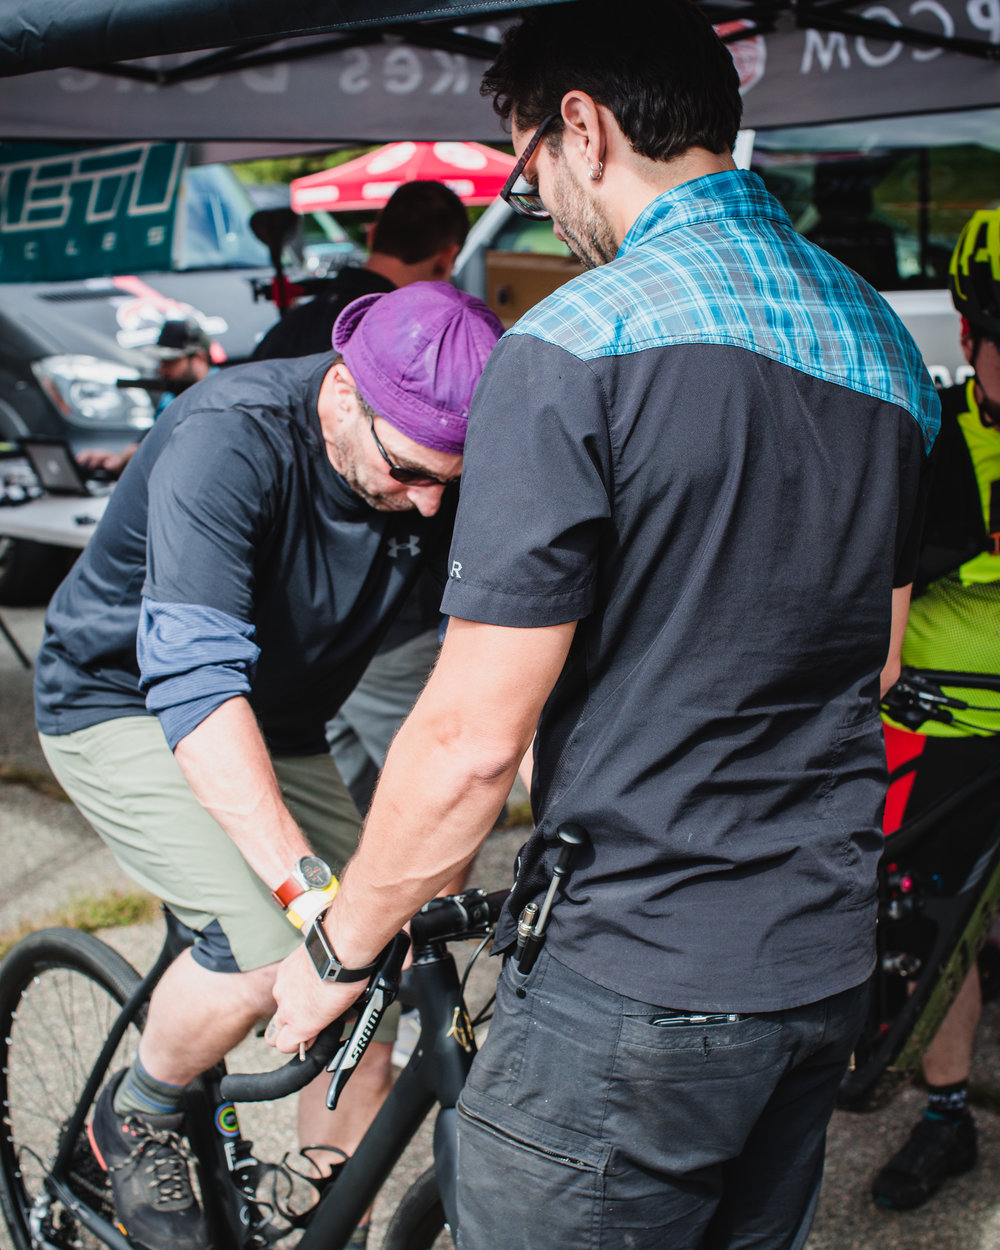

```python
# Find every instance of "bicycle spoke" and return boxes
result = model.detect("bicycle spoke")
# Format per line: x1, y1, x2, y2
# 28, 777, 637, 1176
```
11, 980, 95, 1141
9, 997, 66, 1134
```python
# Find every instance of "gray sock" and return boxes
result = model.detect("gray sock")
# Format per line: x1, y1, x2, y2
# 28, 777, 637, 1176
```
113, 1054, 186, 1118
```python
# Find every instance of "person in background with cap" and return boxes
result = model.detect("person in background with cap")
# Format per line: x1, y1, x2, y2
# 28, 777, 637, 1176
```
77, 315, 215, 479
34, 282, 503, 1250
148, 315, 215, 412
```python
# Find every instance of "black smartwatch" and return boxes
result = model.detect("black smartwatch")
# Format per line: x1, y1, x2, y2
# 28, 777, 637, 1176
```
304, 912, 382, 984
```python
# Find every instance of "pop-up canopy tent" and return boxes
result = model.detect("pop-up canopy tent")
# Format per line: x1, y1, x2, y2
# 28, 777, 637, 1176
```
290, 142, 515, 212
0, 0, 997, 157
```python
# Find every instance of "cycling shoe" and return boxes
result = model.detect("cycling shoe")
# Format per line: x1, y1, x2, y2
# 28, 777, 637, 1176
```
872, 1111, 977, 1210
88, 1071, 209, 1250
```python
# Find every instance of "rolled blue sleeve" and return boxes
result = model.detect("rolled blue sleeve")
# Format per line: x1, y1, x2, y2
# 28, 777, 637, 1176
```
137, 598, 260, 749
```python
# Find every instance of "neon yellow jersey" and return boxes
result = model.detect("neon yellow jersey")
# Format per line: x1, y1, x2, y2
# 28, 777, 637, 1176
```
885, 381, 1000, 738
955, 380, 1000, 586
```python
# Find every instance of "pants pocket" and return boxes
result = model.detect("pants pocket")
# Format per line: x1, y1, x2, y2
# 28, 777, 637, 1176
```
456, 1099, 604, 1249
607, 1013, 788, 1176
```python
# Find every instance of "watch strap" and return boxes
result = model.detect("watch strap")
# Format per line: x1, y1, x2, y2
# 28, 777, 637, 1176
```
272, 874, 306, 908
285, 881, 338, 932
304, 913, 383, 984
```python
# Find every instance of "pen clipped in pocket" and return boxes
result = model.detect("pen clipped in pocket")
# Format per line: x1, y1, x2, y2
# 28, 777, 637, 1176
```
649, 1012, 743, 1028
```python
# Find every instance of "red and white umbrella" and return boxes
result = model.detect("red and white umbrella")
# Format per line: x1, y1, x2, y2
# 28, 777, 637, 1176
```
290, 141, 515, 213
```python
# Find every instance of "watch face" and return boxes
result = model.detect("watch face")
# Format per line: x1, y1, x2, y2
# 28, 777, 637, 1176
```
304, 919, 333, 978
299, 856, 333, 890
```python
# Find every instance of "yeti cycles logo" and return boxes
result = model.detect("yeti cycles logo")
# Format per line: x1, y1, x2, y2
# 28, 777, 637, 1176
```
715, 20, 768, 94
0, 142, 184, 282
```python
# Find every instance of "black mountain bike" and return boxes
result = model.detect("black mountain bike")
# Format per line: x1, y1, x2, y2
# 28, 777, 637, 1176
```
840, 667, 1000, 1109
0, 886, 508, 1250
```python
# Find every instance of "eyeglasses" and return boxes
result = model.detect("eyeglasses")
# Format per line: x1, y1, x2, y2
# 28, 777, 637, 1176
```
500, 112, 559, 220
362, 400, 455, 488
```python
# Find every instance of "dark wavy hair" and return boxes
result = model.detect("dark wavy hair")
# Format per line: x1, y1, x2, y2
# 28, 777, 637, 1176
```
481, 0, 741, 161
371, 180, 470, 265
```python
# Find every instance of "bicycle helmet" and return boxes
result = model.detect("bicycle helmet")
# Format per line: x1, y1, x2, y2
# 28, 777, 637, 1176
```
949, 206, 1000, 338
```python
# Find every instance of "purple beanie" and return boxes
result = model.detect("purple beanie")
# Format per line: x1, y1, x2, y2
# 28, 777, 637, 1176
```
332, 281, 504, 455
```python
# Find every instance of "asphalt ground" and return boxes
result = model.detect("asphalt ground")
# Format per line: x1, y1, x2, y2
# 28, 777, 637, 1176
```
3, 603, 1000, 1248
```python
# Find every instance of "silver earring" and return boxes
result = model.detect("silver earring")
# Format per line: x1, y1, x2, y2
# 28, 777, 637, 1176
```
589, 161, 604, 181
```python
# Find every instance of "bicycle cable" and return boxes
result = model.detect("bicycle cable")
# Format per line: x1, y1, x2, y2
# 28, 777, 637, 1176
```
458, 930, 498, 1028
471, 992, 496, 1029
460, 931, 492, 1001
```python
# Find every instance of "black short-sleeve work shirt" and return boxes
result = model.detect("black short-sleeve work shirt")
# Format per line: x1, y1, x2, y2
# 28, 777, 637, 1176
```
442, 171, 937, 1011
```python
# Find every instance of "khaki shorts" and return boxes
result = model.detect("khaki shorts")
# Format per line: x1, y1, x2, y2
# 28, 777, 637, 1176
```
40, 715, 398, 1040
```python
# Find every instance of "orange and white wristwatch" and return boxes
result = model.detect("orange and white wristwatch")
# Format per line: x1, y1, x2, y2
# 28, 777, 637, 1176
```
271, 855, 339, 931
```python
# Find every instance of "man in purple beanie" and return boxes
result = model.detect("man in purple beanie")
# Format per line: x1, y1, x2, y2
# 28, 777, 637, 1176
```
34, 281, 502, 1250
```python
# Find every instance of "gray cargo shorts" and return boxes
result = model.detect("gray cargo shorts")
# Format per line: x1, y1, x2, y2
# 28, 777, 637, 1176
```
41, 715, 400, 1041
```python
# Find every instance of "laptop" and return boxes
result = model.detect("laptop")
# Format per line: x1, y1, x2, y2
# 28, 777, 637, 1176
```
19, 436, 114, 496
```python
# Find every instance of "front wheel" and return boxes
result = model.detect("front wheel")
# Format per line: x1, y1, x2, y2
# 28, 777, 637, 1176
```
382, 1166, 452, 1250
0, 927, 142, 1250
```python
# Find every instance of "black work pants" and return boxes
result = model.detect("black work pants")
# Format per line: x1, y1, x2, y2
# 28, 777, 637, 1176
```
456, 946, 867, 1249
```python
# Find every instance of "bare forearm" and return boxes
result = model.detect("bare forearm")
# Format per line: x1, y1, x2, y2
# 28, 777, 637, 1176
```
320, 619, 575, 967
266, 618, 576, 1051
327, 699, 521, 965
173, 695, 313, 889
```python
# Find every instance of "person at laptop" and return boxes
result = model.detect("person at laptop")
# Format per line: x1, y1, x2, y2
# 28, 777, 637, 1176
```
77, 317, 214, 479
20, 436, 116, 496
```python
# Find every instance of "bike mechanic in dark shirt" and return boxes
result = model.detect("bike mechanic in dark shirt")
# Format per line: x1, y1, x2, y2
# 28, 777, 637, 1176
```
266, 5, 938, 1247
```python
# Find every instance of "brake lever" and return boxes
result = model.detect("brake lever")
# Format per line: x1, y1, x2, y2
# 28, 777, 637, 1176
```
883, 671, 958, 729
325, 932, 410, 1109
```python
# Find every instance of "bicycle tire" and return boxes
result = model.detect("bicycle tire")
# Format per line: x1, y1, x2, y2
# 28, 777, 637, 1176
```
0, 927, 142, 1250
382, 1167, 452, 1250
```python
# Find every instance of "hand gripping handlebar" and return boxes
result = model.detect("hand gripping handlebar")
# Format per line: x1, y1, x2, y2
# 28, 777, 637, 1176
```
220, 932, 409, 1104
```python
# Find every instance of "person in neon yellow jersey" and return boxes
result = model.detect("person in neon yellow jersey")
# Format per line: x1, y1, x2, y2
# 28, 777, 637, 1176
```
875, 206, 1000, 1211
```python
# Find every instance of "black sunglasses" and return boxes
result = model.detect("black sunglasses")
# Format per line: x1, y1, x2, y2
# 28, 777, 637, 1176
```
500, 112, 559, 220
363, 402, 456, 488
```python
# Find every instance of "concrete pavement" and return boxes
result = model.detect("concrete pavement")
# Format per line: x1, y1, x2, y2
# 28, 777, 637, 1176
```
0, 606, 134, 938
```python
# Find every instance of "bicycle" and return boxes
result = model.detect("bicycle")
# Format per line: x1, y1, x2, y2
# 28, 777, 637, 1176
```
839, 666, 1000, 1109
0, 885, 509, 1250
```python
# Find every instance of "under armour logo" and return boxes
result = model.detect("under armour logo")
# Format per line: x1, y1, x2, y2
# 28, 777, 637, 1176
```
450, 561, 463, 580
388, 535, 421, 559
